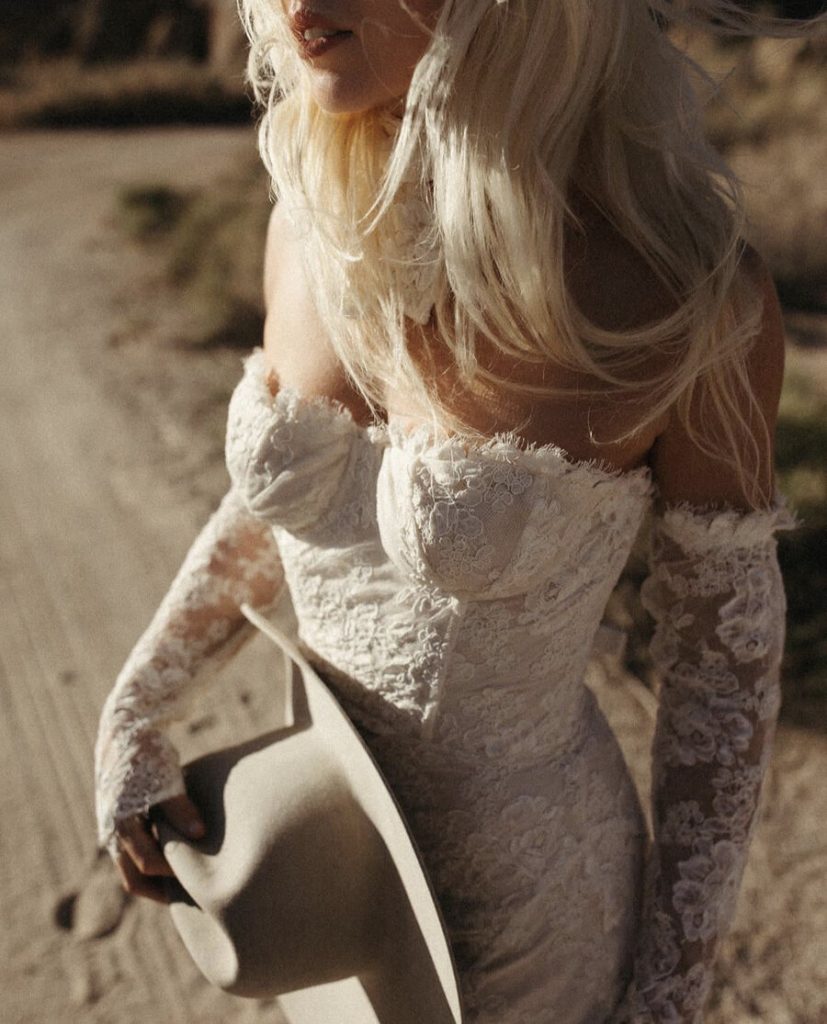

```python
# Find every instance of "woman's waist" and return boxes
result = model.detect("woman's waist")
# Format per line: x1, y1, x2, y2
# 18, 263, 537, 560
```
304, 641, 620, 774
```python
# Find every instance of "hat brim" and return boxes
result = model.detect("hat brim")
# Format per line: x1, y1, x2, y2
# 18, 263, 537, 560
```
159, 604, 464, 1024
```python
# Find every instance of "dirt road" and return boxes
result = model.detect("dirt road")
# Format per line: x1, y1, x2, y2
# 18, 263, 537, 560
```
0, 129, 286, 1024
1, 129, 825, 1024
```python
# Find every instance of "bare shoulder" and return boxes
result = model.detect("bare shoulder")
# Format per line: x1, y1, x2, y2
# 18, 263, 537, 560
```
263, 201, 306, 314
260, 202, 369, 411
650, 246, 785, 510
261, 201, 317, 376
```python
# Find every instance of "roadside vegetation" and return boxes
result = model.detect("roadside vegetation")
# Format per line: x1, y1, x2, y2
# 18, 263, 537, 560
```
699, 31, 827, 310
114, 158, 270, 349
0, 58, 250, 128
775, 373, 827, 728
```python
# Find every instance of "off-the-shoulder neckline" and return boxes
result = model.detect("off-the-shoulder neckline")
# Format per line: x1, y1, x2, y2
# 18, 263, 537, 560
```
242, 349, 654, 492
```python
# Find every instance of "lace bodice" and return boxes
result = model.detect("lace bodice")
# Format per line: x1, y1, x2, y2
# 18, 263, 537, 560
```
95, 349, 793, 1023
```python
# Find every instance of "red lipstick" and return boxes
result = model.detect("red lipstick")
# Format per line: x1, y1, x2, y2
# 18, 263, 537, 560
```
290, 8, 353, 60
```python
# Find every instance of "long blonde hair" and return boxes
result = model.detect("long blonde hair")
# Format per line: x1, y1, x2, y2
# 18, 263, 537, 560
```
238, 0, 816, 504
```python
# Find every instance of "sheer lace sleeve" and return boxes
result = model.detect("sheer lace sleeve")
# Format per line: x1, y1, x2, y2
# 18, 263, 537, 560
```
94, 487, 285, 855
613, 498, 795, 1023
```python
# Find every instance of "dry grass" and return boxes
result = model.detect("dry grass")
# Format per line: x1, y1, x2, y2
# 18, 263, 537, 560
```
116, 183, 190, 240
0, 58, 251, 128
694, 32, 827, 308
773, 367, 827, 727
113, 159, 271, 349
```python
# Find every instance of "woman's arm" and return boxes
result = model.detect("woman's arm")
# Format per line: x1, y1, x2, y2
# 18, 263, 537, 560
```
94, 488, 285, 895
96, 207, 291, 900
614, 262, 793, 1023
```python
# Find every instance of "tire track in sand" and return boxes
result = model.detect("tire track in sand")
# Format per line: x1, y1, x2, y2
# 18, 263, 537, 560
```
0, 130, 286, 1024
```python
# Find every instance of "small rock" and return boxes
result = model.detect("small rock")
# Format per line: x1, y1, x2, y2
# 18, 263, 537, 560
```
54, 890, 77, 930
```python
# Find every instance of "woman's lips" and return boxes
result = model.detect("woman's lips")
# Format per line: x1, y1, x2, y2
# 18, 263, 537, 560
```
300, 30, 353, 59
290, 9, 354, 60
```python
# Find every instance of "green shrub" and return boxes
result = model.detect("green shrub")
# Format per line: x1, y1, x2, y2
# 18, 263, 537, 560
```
164, 160, 270, 348
115, 184, 190, 241
116, 160, 271, 350
775, 371, 827, 728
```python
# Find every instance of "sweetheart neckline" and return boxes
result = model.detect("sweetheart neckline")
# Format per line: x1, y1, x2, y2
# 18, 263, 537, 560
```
244, 349, 654, 494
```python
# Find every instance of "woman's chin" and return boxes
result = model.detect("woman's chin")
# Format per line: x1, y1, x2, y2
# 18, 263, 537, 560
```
308, 73, 405, 118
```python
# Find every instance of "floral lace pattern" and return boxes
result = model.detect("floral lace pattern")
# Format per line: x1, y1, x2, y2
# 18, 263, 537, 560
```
95, 349, 793, 1024
612, 502, 794, 1024
94, 487, 285, 854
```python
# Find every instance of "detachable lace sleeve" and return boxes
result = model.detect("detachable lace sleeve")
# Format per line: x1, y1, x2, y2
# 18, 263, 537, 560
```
94, 487, 285, 855
613, 499, 795, 1024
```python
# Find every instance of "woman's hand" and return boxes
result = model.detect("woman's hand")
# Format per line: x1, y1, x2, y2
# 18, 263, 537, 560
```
113, 795, 206, 904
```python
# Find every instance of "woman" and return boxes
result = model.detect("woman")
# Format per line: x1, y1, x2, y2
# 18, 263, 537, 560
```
94, 0, 801, 1020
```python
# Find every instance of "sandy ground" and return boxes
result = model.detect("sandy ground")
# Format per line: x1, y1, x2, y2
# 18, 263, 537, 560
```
1, 128, 826, 1024
0, 129, 289, 1024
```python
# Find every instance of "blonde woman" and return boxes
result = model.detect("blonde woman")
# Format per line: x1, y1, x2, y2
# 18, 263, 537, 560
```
94, 1, 806, 1020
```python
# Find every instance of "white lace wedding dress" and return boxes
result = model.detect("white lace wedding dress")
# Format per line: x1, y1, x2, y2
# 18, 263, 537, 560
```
95, 348, 793, 1024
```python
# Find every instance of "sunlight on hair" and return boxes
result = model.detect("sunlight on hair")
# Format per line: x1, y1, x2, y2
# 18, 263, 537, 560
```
237, 0, 824, 507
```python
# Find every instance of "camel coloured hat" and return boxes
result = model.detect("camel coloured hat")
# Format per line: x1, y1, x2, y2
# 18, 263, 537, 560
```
155, 604, 463, 1024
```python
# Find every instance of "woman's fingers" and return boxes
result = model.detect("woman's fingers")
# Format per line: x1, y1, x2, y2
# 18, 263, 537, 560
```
112, 796, 206, 904
154, 794, 206, 840
114, 848, 170, 904
116, 815, 175, 877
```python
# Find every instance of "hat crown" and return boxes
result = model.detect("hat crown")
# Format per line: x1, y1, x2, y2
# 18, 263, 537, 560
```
161, 630, 463, 1023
